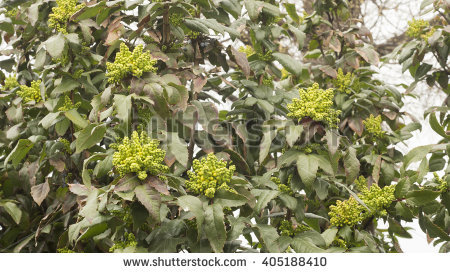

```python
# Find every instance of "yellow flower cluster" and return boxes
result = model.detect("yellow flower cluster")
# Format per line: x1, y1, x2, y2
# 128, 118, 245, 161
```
169, 13, 184, 27
262, 75, 273, 86
111, 131, 168, 180
434, 173, 448, 193
271, 175, 293, 195
186, 153, 236, 198
334, 68, 359, 94
106, 43, 157, 84
48, 0, 85, 34
329, 197, 365, 227
329, 176, 395, 227
363, 114, 384, 137
287, 83, 341, 127
58, 95, 81, 111
1, 75, 19, 91
17, 80, 43, 103
59, 138, 72, 154
238, 45, 256, 57
278, 220, 310, 237
281, 68, 290, 79
406, 19, 430, 39
109, 232, 137, 252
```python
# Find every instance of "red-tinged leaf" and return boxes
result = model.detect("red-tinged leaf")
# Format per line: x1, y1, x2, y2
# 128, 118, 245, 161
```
147, 176, 169, 195
348, 117, 363, 136
231, 47, 250, 78
319, 66, 337, 78
355, 45, 379, 66
193, 76, 207, 93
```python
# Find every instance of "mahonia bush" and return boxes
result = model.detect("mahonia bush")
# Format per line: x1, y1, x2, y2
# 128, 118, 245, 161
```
106, 43, 157, 84
287, 83, 341, 127
186, 153, 236, 198
329, 176, 395, 227
17, 80, 43, 103
48, 0, 85, 34
111, 131, 168, 180
363, 114, 385, 137
334, 68, 359, 94
1, 75, 19, 91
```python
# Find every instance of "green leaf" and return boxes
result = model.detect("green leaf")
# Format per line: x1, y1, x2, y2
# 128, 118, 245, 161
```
291, 238, 326, 253
284, 3, 299, 23
39, 112, 61, 129
44, 34, 66, 58
252, 224, 281, 252
273, 52, 303, 77
285, 125, 303, 147
406, 190, 440, 206
64, 108, 89, 129
214, 189, 248, 207
75, 124, 107, 154
253, 189, 279, 213
113, 94, 132, 125
204, 203, 226, 253
184, 19, 209, 34
321, 228, 338, 247
135, 184, 161, 225
177, 195, 205, 237
388, 218, 412, 238
296, 154, 318, 187
403, 144, 434, 170
5, 139, 34, 168
429, 112, 450, 140
259, 129, 275, 162
0, 201, 22, 225
165, 132, 188, 167
244, 0, 260, 21
423, 214, 450, 240
343, 147, 360, 184
73, 2, 106, 21
52, 78, 80, 96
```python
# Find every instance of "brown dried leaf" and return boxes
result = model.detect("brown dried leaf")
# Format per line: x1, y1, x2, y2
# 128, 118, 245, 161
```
49, 158, 65, 172
31, 181, 50, 206
193, 76, 207, 93
348, 117, 363, 137
231, 47, 250, 78
147, 176, 170, 195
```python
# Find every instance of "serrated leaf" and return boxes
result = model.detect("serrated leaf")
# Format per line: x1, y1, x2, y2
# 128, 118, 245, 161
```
44, 34, 66, 58
296, 154, 318, 187
5, 139, 34, 168
343, 147, 360, 184
253, 189, 279, 212
204, 203, 226, 253
177, 195, 204, 238
273, 52, 303, 77
406, 190, 440, 205
135, 184, 161, 225
64, 108, 89, 129
75, 124, 106, 153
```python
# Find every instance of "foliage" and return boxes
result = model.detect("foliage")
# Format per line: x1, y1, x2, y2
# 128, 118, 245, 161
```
0, 0, 448, 254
